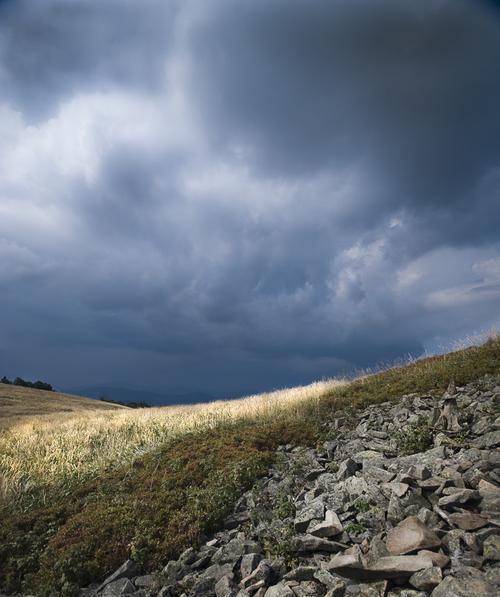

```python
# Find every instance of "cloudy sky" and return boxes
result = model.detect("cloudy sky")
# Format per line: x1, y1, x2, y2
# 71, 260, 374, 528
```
1, 0, 499, 396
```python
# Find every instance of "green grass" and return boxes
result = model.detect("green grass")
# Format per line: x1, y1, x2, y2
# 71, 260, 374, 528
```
1, 337, 499, 596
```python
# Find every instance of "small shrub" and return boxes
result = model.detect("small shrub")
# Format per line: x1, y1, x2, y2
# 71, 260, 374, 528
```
393, 416, 433, 456
272, 490, 295, 520
261, 522, 297, 569
345, 522, 366, 536
326, 462, 339, 473
352, 497, 374, 513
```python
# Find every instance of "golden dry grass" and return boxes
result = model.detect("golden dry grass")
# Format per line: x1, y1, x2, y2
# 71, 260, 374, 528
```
0, 379, 345, 502
0, 382, 125, 429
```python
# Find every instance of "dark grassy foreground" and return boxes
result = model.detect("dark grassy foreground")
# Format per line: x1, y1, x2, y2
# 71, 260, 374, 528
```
1, 338, 499, 596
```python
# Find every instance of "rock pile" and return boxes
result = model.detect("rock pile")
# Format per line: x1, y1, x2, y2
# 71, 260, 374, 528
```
82, 376, 500, 597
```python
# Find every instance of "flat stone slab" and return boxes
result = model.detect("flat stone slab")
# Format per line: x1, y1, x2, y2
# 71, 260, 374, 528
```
448, 512, 488, 531
326, 548, 434, 581
386, 516, 441, 555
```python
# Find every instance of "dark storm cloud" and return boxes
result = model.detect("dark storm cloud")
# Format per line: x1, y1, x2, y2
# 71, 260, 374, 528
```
186, 0, 500, 216
0, 0, 181, 120
0, 0, 499, 394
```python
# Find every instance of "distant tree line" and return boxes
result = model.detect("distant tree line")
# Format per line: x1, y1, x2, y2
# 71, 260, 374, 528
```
0, 376, 54, 391
99, 396, 150, 409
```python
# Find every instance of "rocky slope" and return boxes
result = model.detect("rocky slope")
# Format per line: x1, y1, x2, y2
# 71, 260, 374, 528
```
81, 376, 500, 597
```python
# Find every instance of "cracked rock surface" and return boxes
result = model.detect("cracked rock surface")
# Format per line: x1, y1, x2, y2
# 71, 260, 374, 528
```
81, 376, 500, 597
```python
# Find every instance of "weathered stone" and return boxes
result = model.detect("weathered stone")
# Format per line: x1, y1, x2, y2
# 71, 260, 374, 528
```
289, 580, 325, 596
472, 431, 500, 449
483, 535, 500, 561
284, 567, 317, 581
354, 451, 384, 463
264, 583, 296, 597
356, 581, 388, 596
382, 483, 409, 498
448, 512, 488, 531
313, 569, 345, 593
293, 534, 345, 554
215, 574, 239, 597
409, 566, 442, 591
133, 575, 155, 588
162, 560, 188, 583
387, 591, 426, 597
365, 466, 395, 483
305, 469, 327, 482
438, 489, 480, 508
96, 560, 141, 594
337, 459, 359, 480
295, 501, 326, 533
309, 510, 344, 538
326, 549, 433, 581
430, 574, 495, 596
323, 580, 346, 597
416, 550, 449, 569
435, 381, 462, 432
240, 561, 273, 590
406, 465, 431, 481
100, 578, 136, 596
386, 516, 441, 555
241, 554, 262, 579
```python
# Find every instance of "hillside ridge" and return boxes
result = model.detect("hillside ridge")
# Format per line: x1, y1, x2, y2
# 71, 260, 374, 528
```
0, 382, 126, 428
0, 338, 499, 596
82, 375, 500, 597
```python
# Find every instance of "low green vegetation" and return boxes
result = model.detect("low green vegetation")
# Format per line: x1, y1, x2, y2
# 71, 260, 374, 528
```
1, 337, 499, 596
393, 415, 434, 456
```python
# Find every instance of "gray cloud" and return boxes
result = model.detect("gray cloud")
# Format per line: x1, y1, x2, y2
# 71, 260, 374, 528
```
0, 0, 499, 395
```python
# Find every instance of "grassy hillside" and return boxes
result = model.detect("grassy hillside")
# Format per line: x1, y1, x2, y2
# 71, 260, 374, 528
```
1, 336, 499, 596
0, 383, 126, 429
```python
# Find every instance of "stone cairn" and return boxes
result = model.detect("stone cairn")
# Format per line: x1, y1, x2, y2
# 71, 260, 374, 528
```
81, 376, 500, 597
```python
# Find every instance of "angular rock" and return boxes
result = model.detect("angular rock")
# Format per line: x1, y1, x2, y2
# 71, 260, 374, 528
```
100, 578, 136, 596
365, 466, 395, 484
96, 560, 141, 594
430, 574, 495, 596
386, 516, 441, 555
289, 580, 325, 596
409, 566, 442, 591
483, 535, 500, 561
337, 459, 358, 480
326, 549, 434, 581
356, 581, 388, 596
438, 489, 480, 508
240, 561, 273, 590
264, 583, 296, 597
382, 482, 409, 498
313, 569, 345, 592
241, 554, 263, 579
295, 501, 325, 533
448, 512, 488, 531
309, 510, 344, 538
293, 534, 345, 554
215, 574, 239, 597
365, 556, 434, 580
133, 575, 155, 588
472, 431, 500, 449
406, 465, 431, 481
416, 550, 449, 569
387, 591, 426, 597
284, 567, 317, 581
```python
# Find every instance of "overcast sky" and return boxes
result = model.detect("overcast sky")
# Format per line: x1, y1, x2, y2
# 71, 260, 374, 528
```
1, 0, 499, 396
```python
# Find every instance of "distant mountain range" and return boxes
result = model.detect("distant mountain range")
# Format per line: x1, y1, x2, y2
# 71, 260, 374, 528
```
67, 385, 218, 407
